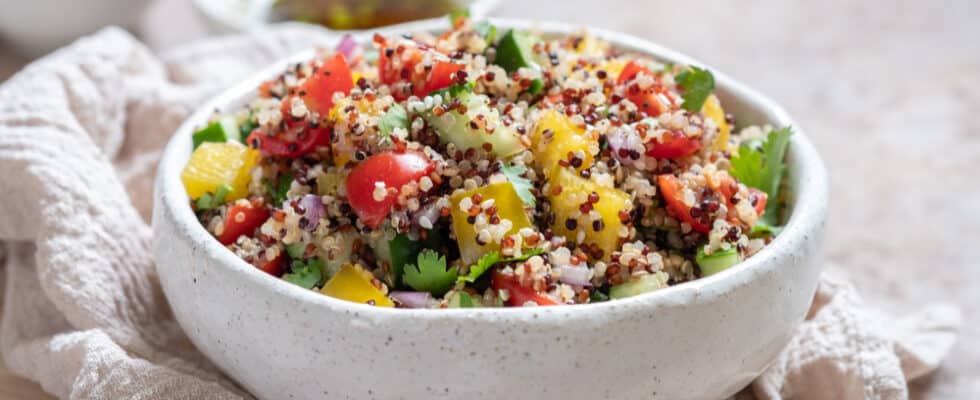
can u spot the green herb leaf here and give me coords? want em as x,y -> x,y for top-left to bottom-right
500,164 -> 536,206
458,292 -> 474,308
730,126 -> 793,228
265,172 -> 293,205
239,113 -> 257,143
675,66 -> 715,112
403,249 -> 458,296
473,21 -> 498,45
457,248 -> 545,284
283,258 -> 325,289
378,103 -> 408,141
428,81 -> 475,100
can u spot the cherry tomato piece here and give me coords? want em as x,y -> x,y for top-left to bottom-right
645,131 -> 702,159
421,61 -> 465,97
345,151 -> 434,229
255,253 -> 285,276
297,53 -> 353,117
246,126 -> 331,159
491,270 -> 559,306
656,174 -> 711,234
218,200 -> 270,245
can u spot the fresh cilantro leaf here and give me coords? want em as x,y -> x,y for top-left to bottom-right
283,258 -> 324,289
264,172 -> 293,205
500,164 -> 536,206
473,21 -> 498,45
675,66 -> 715,112
239,113 -> 257,143
458,292 -> 474,308
448,9 -> 470,25
730,126 -> 793,228
457,248 -> 545,284
403,249 -> 458,296
429,81 -> 476,100
378,103 -> 408,141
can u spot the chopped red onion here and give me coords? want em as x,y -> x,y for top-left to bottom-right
336,34 -> 358,60
606,127 -> 645,167
389,291 -> 431,308
299,194 -> 324,231
557,264 -> 592,286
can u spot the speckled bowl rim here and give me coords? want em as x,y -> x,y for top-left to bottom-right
155,17 -> 828,322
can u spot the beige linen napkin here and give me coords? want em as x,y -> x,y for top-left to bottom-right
0,27 -> 961,400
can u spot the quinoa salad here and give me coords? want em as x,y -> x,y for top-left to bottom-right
180,16 -> 793,309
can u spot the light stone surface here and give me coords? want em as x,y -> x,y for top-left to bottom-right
1,0 -> 977,399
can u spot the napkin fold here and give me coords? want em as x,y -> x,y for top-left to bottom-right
0,26 -> 961,400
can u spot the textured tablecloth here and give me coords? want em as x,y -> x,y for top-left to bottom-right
0,0 -> 972,398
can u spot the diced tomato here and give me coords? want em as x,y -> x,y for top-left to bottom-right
297,53 -> 353,117
617,61 -> 649,85
617,60 -> 676,117
645,131 -> 702,159
218,200 -> 270,245
491,271 -> 559,306
255,253 -> 284,276
715,176 -> 768,223
246,125 -> 331,159
345,150 -> 434,228
749,188 -> 768,217
375,35 -> 425,100
420,61 -> 465,96
656,174 -> 711,234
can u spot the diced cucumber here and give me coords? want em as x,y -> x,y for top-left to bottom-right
192,116 -> 238,149
609,271 -> 669,299
425,91 -> 525,158
495,29 -> 538,73
696,246 -> 742,276
447,291 -> 478,308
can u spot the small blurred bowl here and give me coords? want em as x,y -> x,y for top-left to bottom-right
0,0 -> 150,57
192,0 -> 499,34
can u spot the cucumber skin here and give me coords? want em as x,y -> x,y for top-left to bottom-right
495,29 -> 536,73
696,247 -> 742,276
609,271 -> 669,299
425,92 -> 525,158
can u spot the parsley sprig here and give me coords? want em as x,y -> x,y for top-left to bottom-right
378,103 -> 408,142
403,249 -> 458,296
675,66 -> 715,112
283,258 -> 325,289
457,248 -> 545,284
730,126 -> 793,231
500,164 -> 536,206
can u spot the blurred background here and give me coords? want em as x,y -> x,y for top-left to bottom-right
1,0 -> 977,399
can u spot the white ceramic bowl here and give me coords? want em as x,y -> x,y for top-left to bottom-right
153,18 -> 828,400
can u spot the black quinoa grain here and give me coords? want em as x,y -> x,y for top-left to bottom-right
565,218 -> 578,230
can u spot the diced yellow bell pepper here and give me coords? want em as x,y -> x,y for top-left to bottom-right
320,264 -> 394,307
573,33 -> 608,57
181,142 -> 259,202
530,110 -> 597,179
549,169 -> 632,261
703,94 -> 730,151
450,182 -> 533,264
593,59 -> 626,81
